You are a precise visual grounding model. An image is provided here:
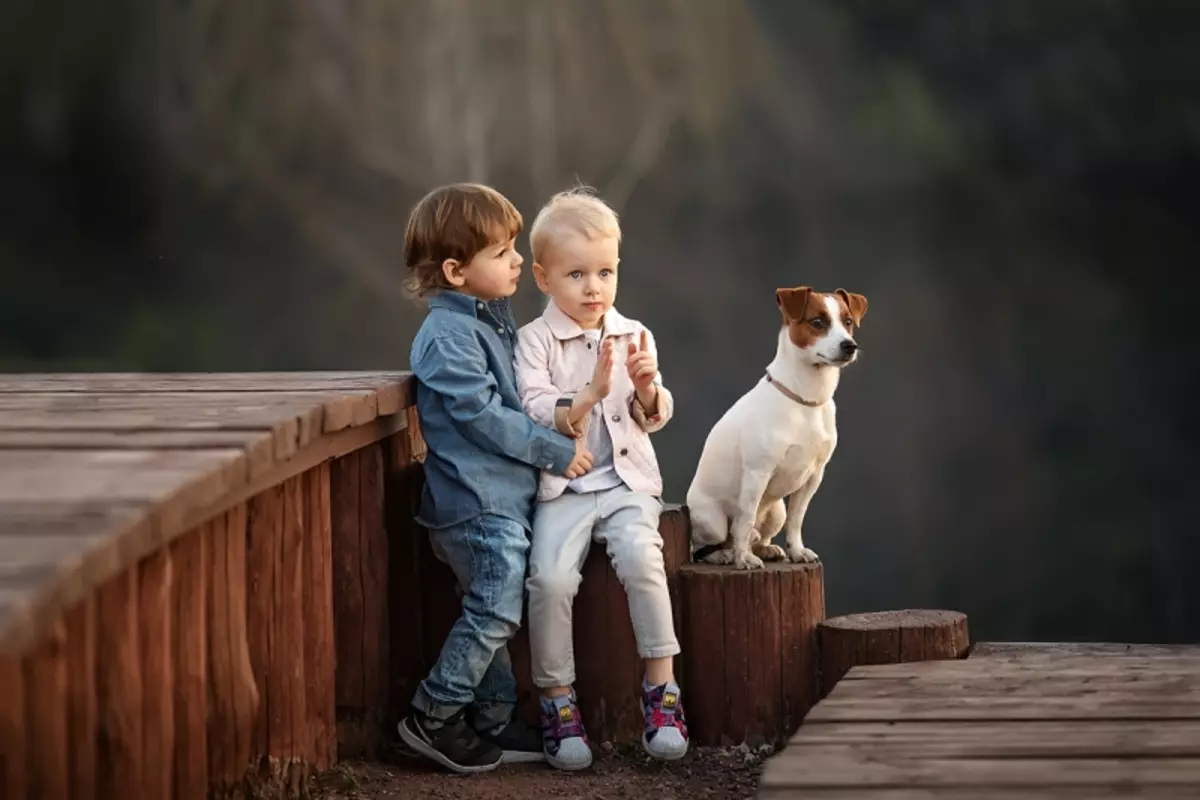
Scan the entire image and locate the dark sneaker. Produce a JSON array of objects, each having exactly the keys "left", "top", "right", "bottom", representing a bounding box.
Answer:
[
  {"left": 642, "top": 679, "right": 688, "bottom": 760},
  {"left": 398, "top": 709, "right": 502, "bottom": 774},
  {"left": 477, "top": 712, "right": 547, "bottom": 764},
  {"left": 540, "top": 691, "right": 593, "bottom": 771}
]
